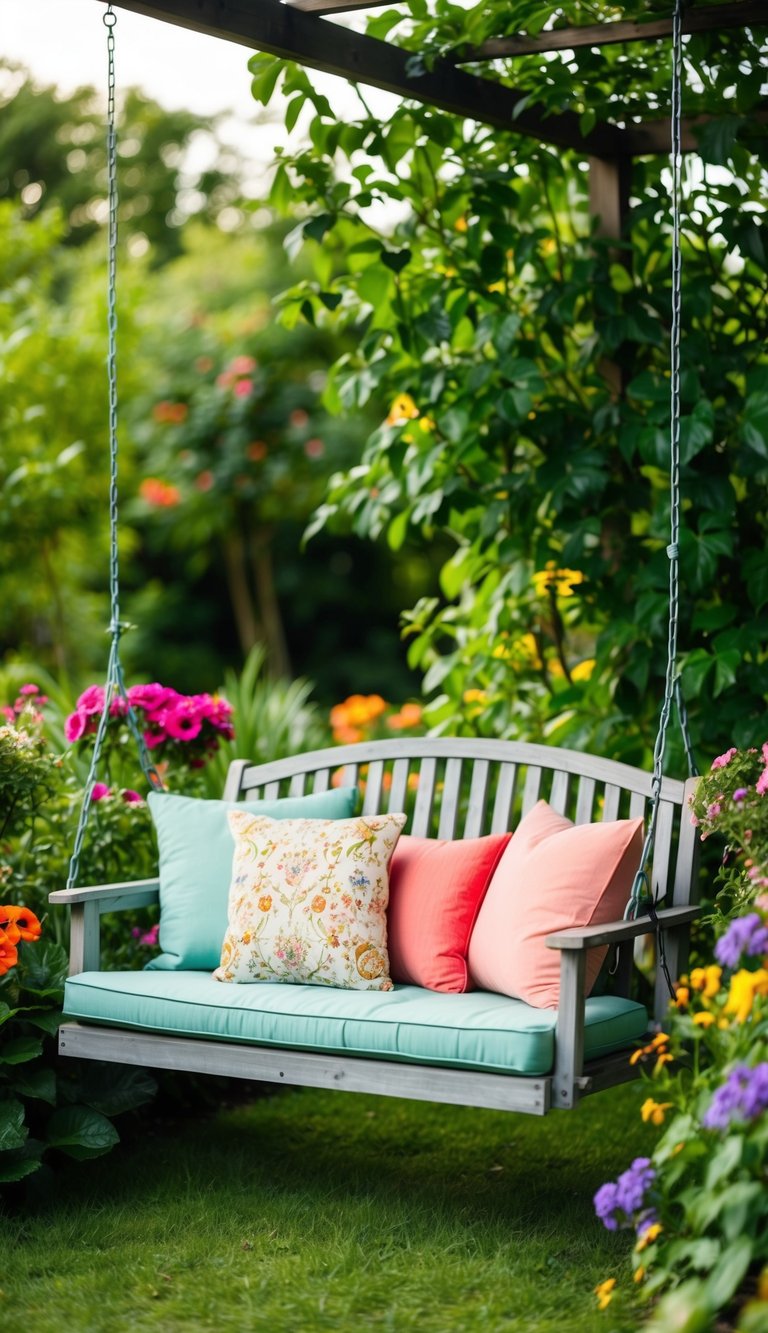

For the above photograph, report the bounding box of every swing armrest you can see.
[545,904,700,951]
[548,904,700,1111]
[49,880,160,976]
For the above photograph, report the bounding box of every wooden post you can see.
[589,155,632,397]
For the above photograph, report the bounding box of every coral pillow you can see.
[387,833,511,992]
[215,811,406,990]
[468,800,644,1009]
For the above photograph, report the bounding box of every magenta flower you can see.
[143,728,167,750]
[19,684,40,696]
[90,782,111,801]
[2,706,15,724]
[733,788,749,802]
[65,710,88,743]
[711,747,737,770]
[122,789,144,805]
[138,923,160,948]
[77,685,106,716]
[127,683,176,711]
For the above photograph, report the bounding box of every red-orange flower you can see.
[1,905,43,944]
[0,929,19,975]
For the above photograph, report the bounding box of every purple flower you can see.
[594,1159,655,1232]
[703,1063,768,1130]
[715,914,768,969]
[732,788,749,802]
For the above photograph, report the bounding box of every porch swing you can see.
[49,1,706,1115]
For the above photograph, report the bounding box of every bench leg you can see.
[553,950,586,1109]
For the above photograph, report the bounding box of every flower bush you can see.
[592,742,768,1331]
[64,682,234,773]
[0,902,155,1186]
[330,694,424,746]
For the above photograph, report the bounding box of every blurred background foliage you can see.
[0,60,432,707]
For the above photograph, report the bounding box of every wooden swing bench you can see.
[50,738,700,1117]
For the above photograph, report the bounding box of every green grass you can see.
[3,1082,655,1333]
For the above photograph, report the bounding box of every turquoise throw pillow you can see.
[145,787,359,971]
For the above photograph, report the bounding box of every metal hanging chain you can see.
[624,0,691,1001]
[67,5,164,892]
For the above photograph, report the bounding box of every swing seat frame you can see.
[50,738,700,1115]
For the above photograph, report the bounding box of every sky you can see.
[1,0,395,185]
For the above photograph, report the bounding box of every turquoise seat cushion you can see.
[64,971,649,1077]
[146,787,359,972]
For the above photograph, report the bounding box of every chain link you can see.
[67,6,163,891]
[625,0,690,932]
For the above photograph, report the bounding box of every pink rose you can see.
[65,710,88,743]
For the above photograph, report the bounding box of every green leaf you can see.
[15,938,67,995]
[21,1008,62,1037]
[11,1066,56,1105]
[741,391,768,458]
[679,400,714,464]
[64,1065,157,1118]
[387,509,410,552]
[45,1106,119,1160]
[0,1035,44,1065]
[0,1143,42,1183]
[0,1097,28,1151]
[380,248,412,274]
[694,114,744,165]
[303,213,334,245]
[703,1236,753,1310]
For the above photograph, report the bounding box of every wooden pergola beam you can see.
[457,2,768,61]
[105,0,629,155]
[286,0,390,14]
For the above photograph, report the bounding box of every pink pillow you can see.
[387,832,511,992]
[468,800,644,1009]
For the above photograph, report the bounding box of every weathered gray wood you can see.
[69,901,101,975]
[312,768,330,793]
[552,950,586,1109]
[602,783,622,821]
[574,776,596,825]
[651,799,675,903]
[521,766,543,813]
[237,738,686,805]
[223,759,249,801]
[58,1023,551,1114]
[490,763,517,832]
[458,3,767,60]
[674,778,701,906]
[50,879,160,906]
[339,762,359,790]
[388,758,410,812]
[436,758,462,839]
[546,904,700,950]
[105,0,629,156]
[463,760,490,838]
[288,772,307,797]
[361,760,385,815]
[411,757,437,835]
[548,768,570,816]
[629,791,646,821]
[578,1047,649,1097]
[263,780,281,800]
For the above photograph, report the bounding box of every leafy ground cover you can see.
[2,1082,654,1332]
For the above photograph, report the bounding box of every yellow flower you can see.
[454,216,468,232]
[571,658,595,682]
[641,1098,673,1126]
[692,1011,716,1028]
[486,280,506,293]
[532,561,585,598]
[654,1052,674,1072]
[724,967,768,1023]
[690,965,722,999]
[635,1223,663,1253]
[673,985,690,1008]
[634,1266,646,1284]
[594,1278,616,1311]
[386,393,419,426]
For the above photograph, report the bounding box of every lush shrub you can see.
[593,743,768,1331]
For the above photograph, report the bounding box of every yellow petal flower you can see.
[594,1277,616,1310]
[692,1011,716,1028]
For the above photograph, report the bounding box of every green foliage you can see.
[197,646,328,797]
[251,4,768,767]
[691,745,768,923]
[0,917,154,1187]
[0,64,244,262]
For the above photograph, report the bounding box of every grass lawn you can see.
[3,1079,656,1333]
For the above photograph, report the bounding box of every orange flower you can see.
[0,905,42,944]
[139,478,181,508]
[152,400,188,425]
[0,929,19,975]
[257,896,272,913]
[386,702,423,731]
[311,895,327,913]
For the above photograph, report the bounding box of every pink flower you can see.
[143,729,167,750]
[706,801,722,820]
[2,706,15,724]
[19,684,39,696]
[122,789,144,804]
[304,438,325,459]
[164,700,203,742]
[109,696,128,718]
[127,684,176,712]
[91,782,111,801]
[139,923,160,947]
[65,711,88,743]
[234,378,253,398]
[229,355,256,375]
[757,768,768,797]
[77,685,105,716]
[711,747,738,770]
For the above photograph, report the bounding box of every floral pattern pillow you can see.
[214,811,407,990]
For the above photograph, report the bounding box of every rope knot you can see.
[666,542,679,559]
